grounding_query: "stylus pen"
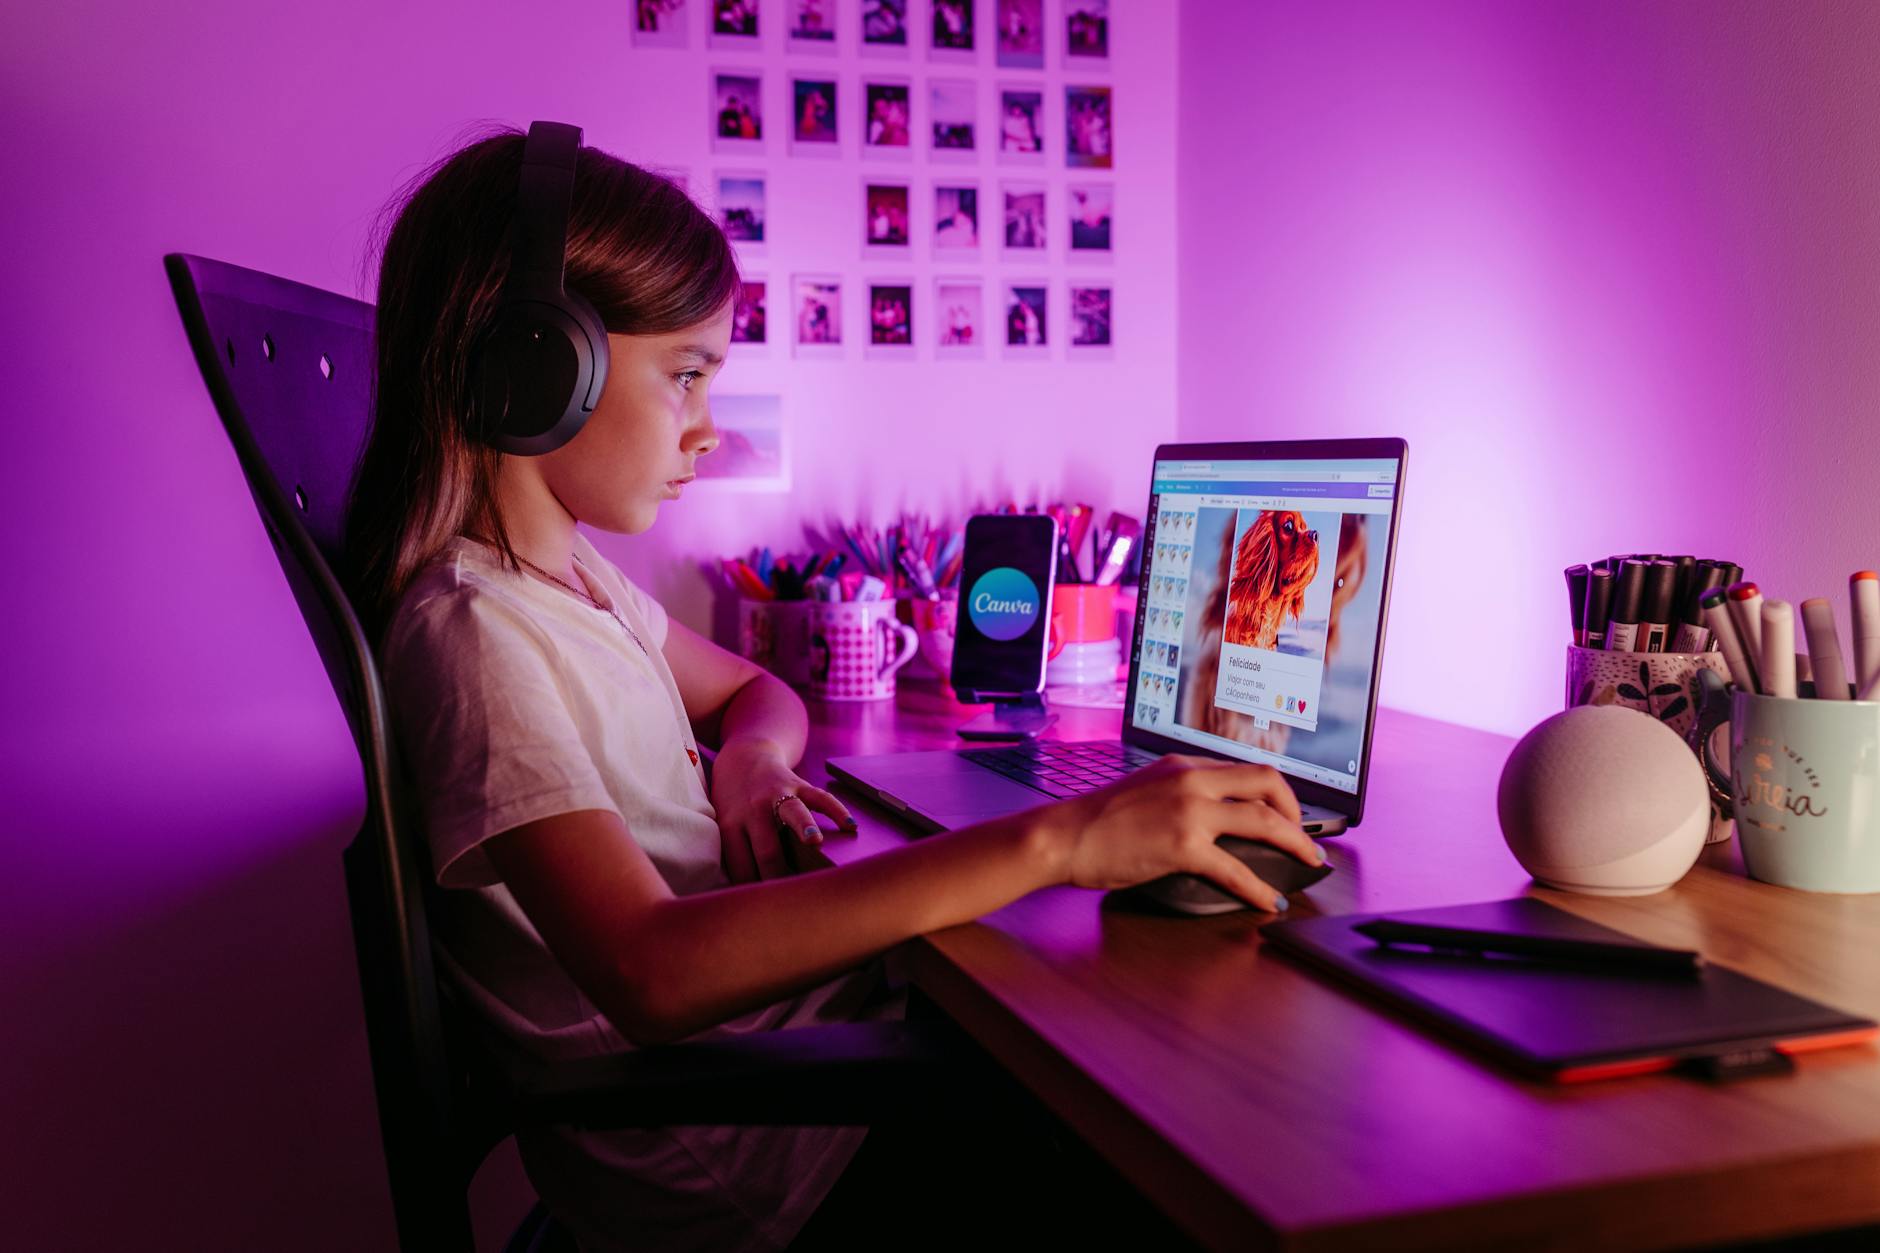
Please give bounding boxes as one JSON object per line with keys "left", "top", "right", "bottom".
{"left": 1354, "top": 920, "right": 1705, "bottom": 977}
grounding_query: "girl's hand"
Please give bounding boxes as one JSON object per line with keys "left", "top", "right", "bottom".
{"left": 710, "top": 738, "right": 858, "bottom": 883}
{"left": 1048, "top": 754, "right": 1320, "bottom": 912}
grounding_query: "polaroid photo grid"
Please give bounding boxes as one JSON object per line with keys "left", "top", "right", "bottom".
{"left": 712, "top": 69, "right": 765, "bottom": 155}
{"left": 787, "top": 0, "right": 840, "bottom": 55}
{"left": 861, "top": 0, "right": 910, "bottom": 58}
{"left": 867, "top": 279, "right": 915, "bottom": 359}
{"left": 929, "top": 0, "right": 976, "bottom": 64}
{"left": 792, "top": 274, "right": 843, "bottom": 358}
{"left": 731, "top": 276, "right": 769, "bottom": 355}
{"left": 791, "top": 76, "right": 841, "bottom": 157}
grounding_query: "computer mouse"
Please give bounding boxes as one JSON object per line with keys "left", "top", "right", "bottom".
{"left": 1114, "top": 837, "right": 1334, "bottom": 916}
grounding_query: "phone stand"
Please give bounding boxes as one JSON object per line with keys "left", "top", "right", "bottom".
{"left": 954, "top": 691, "right": 1058, "bottom": 740}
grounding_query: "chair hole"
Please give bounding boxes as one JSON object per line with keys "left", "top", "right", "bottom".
{"left": 225, "top": 337, "right": 235, "bottom": 364}
{"left": 319, "top": 353, "right": 333, "bottom": 380}
{"left": 295, "top": 485, "right": 309, "bottom": 512}
{"left": 262, "top": 333, "right": 275, "bottom": 361}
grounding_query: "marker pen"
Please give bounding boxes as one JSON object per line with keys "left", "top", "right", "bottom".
{"left": 1638, "top": 560, "right": 1679, "bottom": 652}
{"left": 1726, "top": 582, "right": 1765, "bottom": 665}
{"left": 1672, "top": 561, "right": 1728, "bottom": 653}
{"left": 1583, "top": 567, "right": 1614, "bottom": 650}
{"left": 1760, "top": 600, "right": 1797, "bottom": 699}
{"left": 1702, "top": 587, "right": 1759, "bottom": 693}
{"left": 1800, "top": 598, "right": 1850, "bottom": 699}
{"left": 1565, "top": 564, "right": 1590, "bottom": 645}
{"left": 1853, "top": 571, "right": 1880, "bottom": 695}
{"left": 1605, "top": 559, "right": 1649, "bottom": 651}
{"left": 1670, "top": 556, "right": 1696, "bottom": 626}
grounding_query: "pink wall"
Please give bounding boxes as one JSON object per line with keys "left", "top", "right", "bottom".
{"left": 0, "top": 1, "right": 1169, "bottom": 1247}
{"left": 1178, "top": 0, "right": 1880, "bottom": 735}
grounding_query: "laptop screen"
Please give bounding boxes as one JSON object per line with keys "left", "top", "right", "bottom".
{"left": 1129, "top": 452, "right": 1401, "bottom": 796}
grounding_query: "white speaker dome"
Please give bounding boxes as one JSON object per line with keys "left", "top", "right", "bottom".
{"left": 1498, "top": 705, "right": 1710, "bottom": 896}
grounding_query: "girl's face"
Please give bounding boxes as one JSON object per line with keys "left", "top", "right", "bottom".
{"left": 534, "top": 301, "right": 732, "bottom": 534}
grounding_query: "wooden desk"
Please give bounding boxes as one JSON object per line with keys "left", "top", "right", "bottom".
{"left": 799, "top": 692, "right": 1880, "bottom": 1252}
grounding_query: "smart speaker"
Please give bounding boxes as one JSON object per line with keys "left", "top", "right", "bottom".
{"left": 1497, "top": 705, "right": 1711, "bottom": 896}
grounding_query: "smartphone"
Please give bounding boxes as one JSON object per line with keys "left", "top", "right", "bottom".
{"left": 950, "top": 513, "right": 1059, "bottom": 700}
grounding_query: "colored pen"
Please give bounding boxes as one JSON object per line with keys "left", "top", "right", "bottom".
{"left": 1582, "top": 567, "right": 1614, "bottom": 650}
{"left": 1354, "top": 920, "right": 1704, "bottom": 977}
{"left": 1853, "top": 572, "right": 1880, "bottom": 695}
{"left": 1565, "top": 565, "right": 1590, "bottom": 645}
{"left": 1702, "top": 587, "right": 1760, "bottom": 693}
{"left": 1606, "top": 559, "right": 1649, "bottom": 651}
{"left": 1760, "top": 600, "right": 1797, "bottom": 699}
{"left": 1638, "top": 560, "right": 1678, "bottom": 652}
{"left": 1672, "top": 561, "right": 1728, "bottom": 653}
{"left": 1800, "top": 598, "right": 1850, "bottom": 699}
{"left": 1727, "top": 582, "right": 1765, "bottom": 665}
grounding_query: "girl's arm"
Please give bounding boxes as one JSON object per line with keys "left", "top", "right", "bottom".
{"left": 483, "top": 755, "right": 1315, "bottom": 1046}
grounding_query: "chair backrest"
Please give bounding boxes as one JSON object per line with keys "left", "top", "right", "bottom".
{"left": 165, "top": 253, "right": 489, "bottom": 1250}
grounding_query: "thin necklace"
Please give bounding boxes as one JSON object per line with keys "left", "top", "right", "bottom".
{"left": 514, "top": 552, "right": 650, "bottom": 656}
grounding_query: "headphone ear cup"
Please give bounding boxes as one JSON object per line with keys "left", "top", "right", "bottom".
{"left": 471, "top": 291, "right": 609, "bottom": 455}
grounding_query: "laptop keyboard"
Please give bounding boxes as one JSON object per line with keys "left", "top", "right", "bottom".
{"left": 958, "top": 740, "right": 1160, "bottom": 800}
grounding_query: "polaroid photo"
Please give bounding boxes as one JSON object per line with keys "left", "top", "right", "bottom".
{"left": 716, "top": 171, "right": 767, "bottom": 252}
{"left": 996, "top": 86, "right": 1046, "bottom": 166}
{"left": 994, "top": 0, "right": 1044, "bottom": 69}
{"left": 934, "top": 278, "right": 985, "bottom": 359}
{"left": 1000, "top": 180, "right": 1047, "bottom": 257}
{"left": 866, "top": 280, "right": 916, "bottom": 359}
{"left": 786, "top": 0, "right": 840, "bottom": 53}
{"left": 928, "top": 0, "right": 976, "bottom": 63}
{"left": 932, "top": 183, "right": 981, "bottom": 256}
{"left": 862, "top": 179, "right": 912, "bottom": 259}
{"left": 696, "top": 393, "right": 789, "bottom": 491}
{"left": 1068, "top": 282, "right": 1114, "bottom": 360}
{"left": 1065, "top": 0, "right": 1108, "bottom": 62}
{"left": 711, "top": 69, "right": 765, "bottom": 154}
{"left": 730, "top": 277, "right": 770, "bottom": 354}
{"left": 860, "top": 0, "right": 910, "bottom": 57}
{"left": 1001, "top": 279, "right": 1049, "bottom": 359}
{"left": 929, "top": 78, "right": 977, "bottom": 163}
{"left": 791, "top": 273, "right": 843, "bottom": 358}
{"left": 707, "top": 0, "right": 761, "bottom": 49}
{"left": 862, "top": 78, "right": 913, "bottom": 160}
{"left": 1068, "top": 182, "right": 1113, "bottom": 258}
{"left": 1066, "top": 84, "right": 1113, "bottom": 169}
{"left": 790, "top": 77, "right": 840, "bottom": 156}
{"left": 633, "top": 0, "right": 689, "bottom": 48}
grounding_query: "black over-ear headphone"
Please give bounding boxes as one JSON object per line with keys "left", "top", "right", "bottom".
{"left": 471, "top": 120, "right": 610, "bottom": 456}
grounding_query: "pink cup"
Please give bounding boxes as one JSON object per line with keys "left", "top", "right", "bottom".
{"left": 810, "top": 601, "right": 920, "bottom": 701}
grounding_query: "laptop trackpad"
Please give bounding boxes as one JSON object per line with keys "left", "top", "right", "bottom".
{"left": 829, "top": 752, "right": 1048, "bottom": 828}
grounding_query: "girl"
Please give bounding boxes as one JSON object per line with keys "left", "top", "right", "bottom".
{"left": 344, "top": 127, "right": 1315, "bottom": 1253}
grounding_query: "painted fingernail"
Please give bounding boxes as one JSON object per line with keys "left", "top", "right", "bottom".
{"left": 804, "top": 827, "right": 823, "bottom": 842}
{"left": 1271, "top": 895, "right": 1290, "bottom": 912}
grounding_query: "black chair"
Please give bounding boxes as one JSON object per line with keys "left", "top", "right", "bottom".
{"left": 164, "top": 253, "right": 1007, "bottom": 1251}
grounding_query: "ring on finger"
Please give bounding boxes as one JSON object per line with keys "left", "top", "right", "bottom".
{"left": 771, "top": 792, "right": 799, "bottom": 831}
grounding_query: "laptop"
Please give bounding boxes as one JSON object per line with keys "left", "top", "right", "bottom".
{"left": 827, "top": 437, "right": 1407, "bottom": 837}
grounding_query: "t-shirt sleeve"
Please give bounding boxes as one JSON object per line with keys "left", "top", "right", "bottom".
{"left": 383, "top": 587, "right": 620, "bottom": 890}
{"left": 615, "top": 574, "right": 670, "bottom": 649}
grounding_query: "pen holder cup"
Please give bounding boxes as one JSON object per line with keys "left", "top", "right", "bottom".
{"left": 811, "top": 600, "right": 920, "bottom": 702}
{"left": 1691, "top": 670, "right": 1880, "bottom": 892}
{"left": 738, "top": 599, "right": 815, "bottom": 688}
{"left": 1047, "top": 584, "right": 1119, "bottom": 660}
{"left": 1565, "top": 644, "right": 1734, "bottom": 844}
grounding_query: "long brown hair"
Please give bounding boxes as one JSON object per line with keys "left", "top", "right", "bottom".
{"left": 343, "top": 124, "right": 740, "bottom": 640}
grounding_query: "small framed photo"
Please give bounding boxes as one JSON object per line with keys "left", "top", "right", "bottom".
{"left": 863, "top": 180, "right": 912, "bottom": 257}
{"left": 708, "top": 0, "right": 761, "bottom": 48}
{"left": 996, "top": 86, "right": 1045, "bottom": 165}
{"left": 862, "top": 78, "right": 913, "bottom": 158}
{"left": 1068, "top": 283, "right": 1113, "bottom": 359}
{"left": 1000, "top": 181, "right": 1046, "bottom": 256}
{"left": 786, "top": 0, "right": 840, "bottom": 52}
{"left": 929, "top": 0, "right": 976, "bottom": 63}
{"left": 929, "top": 79, "right": 977, "bottom": 161}
{"left": 934, "top": 278, "right": 985, "bottom": 359}
{"left": 792, "top": 274, "right": 843, "bottom": 357}
{"left": 1065, "top": 0, "right": 1109, "bottom": 62}
{"left": 791, "top": 77, "right": 840, "bottom": 155}
{"left": 932, "top": 183, "right": 980, "bottom": 254}
{"left": 861, "top": 0, "right": 909, "bottom": 56}
{"left": 731, "top": 277, "right": 770, "bottom": 352}
{"left": 1066, "top": 85, "right": 1113, "bottom": 169}
{"left": 697, "top": 393, "right": 789, "bottom": 491}
{"left": 716, "top": 172, "right": 767, "bottom": 250}
{"left": 867, "top": 281, "right": 915, "bottom": 358}
{"left": 1068, "top": 183, "right": 1113, "bottom": 256}
{"left": 633, "top": 0, "right": 689, "bottom": 48}
{"left": 1002, "top": 280, "right": 1049, "bottom": 358}
{"left": 711, "top": 70, "right": 765, "bottom": 153}
{"left": 994, "top": 0, "right": 1044, "bottom": 69}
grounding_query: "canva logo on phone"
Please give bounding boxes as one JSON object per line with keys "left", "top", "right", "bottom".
{"left": 968, "top": 567, "right": 1042, "bottom": 640}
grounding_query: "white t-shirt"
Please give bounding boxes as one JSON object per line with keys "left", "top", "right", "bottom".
{"left": 382, "top": 532, "right": 905, "bottom": 1253}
